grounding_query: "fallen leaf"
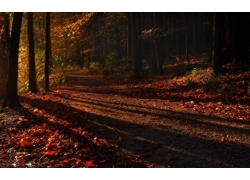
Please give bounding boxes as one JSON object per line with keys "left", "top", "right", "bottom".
{"left": 85, "top": 161, "right": 94, "bottom": 168}
{"left": 40, "top": 151, "right": 58, "bottom": 156}
{"left": 221, "top": 136, "right": 225, "bottom": 142}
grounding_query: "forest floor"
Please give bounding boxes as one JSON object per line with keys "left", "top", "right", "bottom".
{"left": 1, "top": 63, "right": 250, "bottom": 167}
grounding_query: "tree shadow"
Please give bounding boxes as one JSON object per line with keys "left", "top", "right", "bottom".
{"left": 19, "top": 95, "right": 250, "bottom": 167}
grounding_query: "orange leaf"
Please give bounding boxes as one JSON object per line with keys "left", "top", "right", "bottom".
{"left": 40, "top": 151, "right": 58, "bottom": 156}
{"left": 20, "top": 138, "right": 31, "bottom": 147}
{"left": 18, "top": 117, "right": 28, "bottom": 122}
{"left": 63, "top": 159, "right": 68, "bottom": 163}
{"left": 85, "top": 161, "right": 94, "bottom": 168}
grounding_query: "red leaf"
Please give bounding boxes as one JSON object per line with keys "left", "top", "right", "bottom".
{"left": 63, "top": 159, "right": 68, "bottom": 163}
{"left": 85, "top": 161, "right": 94, "bottom": 168}
{"left": 20, "top": 138, "right": 31, "bottom": 147}
{"left": 1, "top": 154, "right": 10, "bottom": 159}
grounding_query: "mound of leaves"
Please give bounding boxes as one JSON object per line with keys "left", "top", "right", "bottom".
{"left": 0, "top": 92, "right": 147, "bottom": 168}
{"left": 108, "top": 65, "right": 250, "bottom": 121}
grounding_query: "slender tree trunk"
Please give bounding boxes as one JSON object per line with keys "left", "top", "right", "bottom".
{"left": 192, "top": 13, "right": 196, "bottom": 58}
{"left": 185, "top": 13, "right": 189, "bottom": 61}
{"left": 172, "top": 12, "right": 176, "bottom": 55}
{"left": 76, "top": 42, "right": 83, "bottom": 68}
{"left": 234, "top": 13, "right": 249, "bottom": 64}
{"left": 45, "top": 12, "right": 50, "bottom": 92}
{"left": 2, "top": 12, "right": 23, "bottom": 108}
{"left": 27, "top": 12, "right": 38, "bottom": 93}
{"left": 177, "top": 12, "right": 181, "bottom": 60}
{"left": 137, "top": 13, "right": 142, "bottom": 71}
{"left": 130, "top": 13, "right": 140, "bottom": 79}
{"left": 149, "top": 13, "right": 157, "bottom": 73}
{"left": 0, "top": 13, "right": 9, "bottom": 98}
{"left": 4, "top": 13, "right": 10, "bottom": 52}
{"left": 212, "top": 12, "right": 223, "bottom": 75}
{"left": 207, "top": 13, "right": 213, "bottom": 63}
{"left": 115, "top": 26, "right": 121, "bottom": 62}
{"left": 87, "top": 40, "right": 91, "bottom": 67}
{"left": 127, "top": 13, "right": 132, "bottom": 59}
{"left": 49, "top": 33, "right": 52, "bottom": 70}
{"left": 153, "top": 12, "right": 163, "bottom": 75}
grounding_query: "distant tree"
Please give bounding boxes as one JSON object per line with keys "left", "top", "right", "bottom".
{"left": 149, "top": 13, "right": 157, "bottom": 73}
{"left": 76, "top": 42, "right": 83, "bottom": 68}
{"left": 225, "top": 13, "right": 250, "bottom": 64}
{"left": 2, "top": 12, "right": 23, "bottom": 108}
{"left": 0, "top": 13, "right": 10, "bottom": 98}
{"left": 137, "top": 12, "right": 142, "bottom": 71}
{"left": 27, "top": 12, "right": 38, "bottom": 93}
{"left": 45, "top": 12, "right": 50, "bottom": 92}
{"left": 176, "top": 12, "right": 181, "bottom": 59}
{"left": 212, "top": 12, "right": 224, "bottom": 75}
{"left": 127, "top": 13, "right": 131, "bottom": 59}
{"left": 130, "top": 12, "right": 140, "bottom": 79}
{"left": 115, "top": 26, "right": 121, "bottom": 61}
{"left": 153, "top": 12, "right": 163, "bottom": 75}
{"left": 185, "top": 13, "right": 189, "bottom": 61}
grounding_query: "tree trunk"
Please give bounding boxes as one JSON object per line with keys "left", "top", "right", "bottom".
{"left": 185, "top": 13, "right": 189, "bottom": 61}
{"left": 115, "top": 26, "right": 121, "bottom": 62}
{"left": 212, "top": 12, "right": 223, "bottom": 75}
{"left": 234, "top": 13, "right": 249, "bottom": 64}
{"left": 130, "top": 13, "right": 140, "bottom": 79}
{"left": 207, "top": 13, "right": 213, "bottom": 63}
{"left": 45, "top": 12, "right": 50, "bottom": 92}
{"left": 172, "top": 12, "right": 176, "bottom": 55}
{"left": 49, "top": 33, "right": 52, "bottom": 70}
{"left": 0, "top": 13, "right": 9, "bottom": 98}
{"left": 137, "top": 13, "right": 142, "bottom": 71}
{"left": 153, "top": 12, "right": 163, "bottom": 75}
{"left": 177, "top": 13, "right": 181, "bottom": 60}
{"left": 127, "top": 13, "right": 132, "bottom": 59}
{"left": 2, "top": 12, "right": 23, "bottom": 108}
{"left": 27, "top": 12, "right": 38, "bottom": 93}
{"left": 192, "top": 13, "right": 196, "bottom": 58}
{"left": 149, "top": 13, "right": 157, "bottom": 73}
{"left": 76, "top": 42, "right": 83, "bottom": 68}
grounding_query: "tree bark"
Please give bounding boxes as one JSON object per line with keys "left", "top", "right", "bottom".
{"left": 177, "top": 13, "right": 181, "bottom": 60}
{"left": 212, "top": 12, "right": 224, "bottom": 75}
{"left": 137, "top": 13, "right": 142, "bottom": 71}
{"left": 149, "top": 13, "right": 157, "bottom": 73}
{"left": 234, "top": 13, "right": 249, "bottom": 64}
{"left": 27, "top": 12, "right": 38, "bottom": 93}
{"left": 2, "top": 12, "right": 23, "bottom": 108}
{"left": 45, "top": 12, "right": 50, "bottom": 92}
{"left": 185, "top": 13, "right": 189, "bottom": 61}
{"left": 115, "top": 26, "right": 121, "bottom": 62}
{"left": 127, "top": 13, "right": 132, "bottom": 59}
{"left": 0, "top": 13, "right": 9, "bottom": 98}
{"left": 130, "top": 13, "right": 140, "bottom": 79}
{"left": 153, "top": 12, "right": 163, "bottom": 75}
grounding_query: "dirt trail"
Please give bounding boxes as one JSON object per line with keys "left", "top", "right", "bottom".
{"left": 56, "top": 73, "right": 250, "bottom": 167}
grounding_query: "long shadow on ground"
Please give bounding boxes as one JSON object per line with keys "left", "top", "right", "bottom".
{"left": 20, "top": 95, "right": 250, "bottom": 168}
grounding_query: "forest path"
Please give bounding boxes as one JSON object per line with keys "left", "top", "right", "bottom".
{"left": 54, "top": 72, "right": 250, "bottom": 167}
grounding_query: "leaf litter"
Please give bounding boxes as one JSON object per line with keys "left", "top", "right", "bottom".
{"left": 1, "top": 65, "right": 250, "bottom": 167}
